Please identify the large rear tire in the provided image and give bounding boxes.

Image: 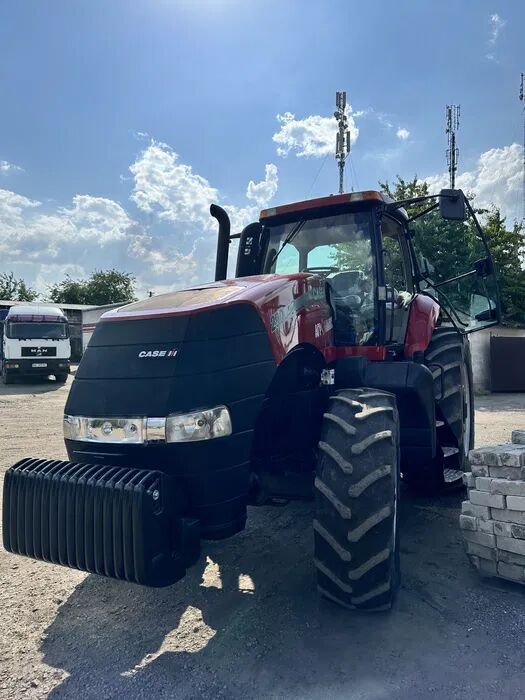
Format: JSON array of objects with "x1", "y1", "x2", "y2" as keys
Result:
[
  {"x1": 403, "y1": 327, "x2": 474, "y2": 494},
  {"x1": 314, "y1": 388, "x2": 400, "y2": 611}
]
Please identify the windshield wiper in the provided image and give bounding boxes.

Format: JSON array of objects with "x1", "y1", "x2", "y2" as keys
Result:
[{"x1": 270, "y1": 219, "x2": 307, "y2": 268}]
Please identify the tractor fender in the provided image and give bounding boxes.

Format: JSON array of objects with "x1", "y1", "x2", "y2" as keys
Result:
[{"x1": 404, "y1": 294, "x2": 440, "y2": 357}]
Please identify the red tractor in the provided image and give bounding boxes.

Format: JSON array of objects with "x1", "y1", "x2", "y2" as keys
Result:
[{"x1": 3, "y1": 188, "x2": 499, "y2": 610}]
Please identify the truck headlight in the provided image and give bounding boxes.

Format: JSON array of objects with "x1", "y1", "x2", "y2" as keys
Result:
[{"x1": 165, "y1": 406, "x2": 232, "y2": 443}]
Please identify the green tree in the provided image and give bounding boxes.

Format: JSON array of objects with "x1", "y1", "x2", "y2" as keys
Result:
[
  {"x1": 49, "y1": 269, "x2": 137, "y2": 306},
  {"x1": 482, "y1": 208, "x2": 525, "y2": 325},
  {"x1": 0, "y1": 272, "x2": 38, "y2": 301},
  {"x1": 380, "y1": 176, "x2": 525, "y2": 326}
]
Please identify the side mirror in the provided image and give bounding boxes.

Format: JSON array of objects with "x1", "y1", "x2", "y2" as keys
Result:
[
  {"x1": 475, "y1": 308, "x2": 498, "y2": 322},
  {"x1": 439, "y1": 189, "x2": 467, "y2": 221}
]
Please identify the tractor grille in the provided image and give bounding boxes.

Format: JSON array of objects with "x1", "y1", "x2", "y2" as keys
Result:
[{"x1": 2, "y1": 458, "x2": 186, "y2": 587}]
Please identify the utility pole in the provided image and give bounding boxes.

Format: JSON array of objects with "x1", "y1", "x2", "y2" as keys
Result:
[
  {"x1": 335, "y1": 91, "x2": 351, "y2": 194},
  {"x1": 520, "y1": 73, "x2": 525, "y2": 227},
  {"x1": 446, "y1": 105, "x2": 460, "y2": 189}
]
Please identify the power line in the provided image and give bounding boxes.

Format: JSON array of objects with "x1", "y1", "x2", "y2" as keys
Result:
[
  {"x1": 446, "y1": 105, "x2": 460, "y2": 189},
  {"x1": 335, "y1": 91, "x2": 351, "y2": 194}
]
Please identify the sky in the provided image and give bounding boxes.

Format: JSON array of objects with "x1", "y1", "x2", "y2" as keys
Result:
[{"x1": 0, "y1": 0, "x2": 524, "y2": 297}]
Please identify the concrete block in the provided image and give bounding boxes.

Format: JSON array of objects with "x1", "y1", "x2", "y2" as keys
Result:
[
  {"x1": 479, "y1": 519, "x2": 495, "y2": 534},
  {"x1": 463, "y1": 472, "x2": 476, "y2": 488},
  {"x1": 506, "y1": 495, "x2": 525, "y2": 511},
  {"x1": 488, "y1": 466, "x2": 525, "y2": 480},
  {"x1": 498, "y1": 549, "x2": 525, "y2": 566},
  {"x1": 475, "y1": 477, "x2": 492, "y2": 492},
  {"x1": 491, "y1": 508, "x2": 525, "y2": 525},
  {"x1": 490, "y1": 478, "x2": 525, "y2": 496},
  {"x1": 470, "y1": 464, "x2": 489, "y2": 477},
  {"x1": 466, "y1": 541, "x2": 497, "y2": 561},
  {"x1": 469, "y1": 449, "x2": 488, "y2": 466},
  {"x1": 461, "y1": 501, "x2": 491, "y2": 520},
  {"x1": 470, "y1": 444, "x2": 525, "y2": 467},
  {"x1": 469, "y1": 490, "x2": 506, "y2": 509},
  {"x1": 512, "y1": 430, "x2": 525, "y2": 445},
  {"x1": 469, "y1": 448, "x2": 499, "y2": 466},
  {"x1": 459, "y1": 514, "x2": 477, "y2": 531},
  {"x1": 493, "y1": 521, "x2": 513, "y2": 538},
  {"x1": 462, "y1": 530, "x2": 496, "y2": 548},
  {"x1": 473, "y1": 557, "x2": 498, "y2": 577},
  {"x1": 511, "y1": 524, "x2": 525, "y2": 540},
  {"x1": 500, "y1": 446, "x2": 525, "y2": 467},
  {"x1": 497, "y1": 562, "x2": 525, "y2": 583},
  {"x1": 496, "y1": 536, "x2": 525, "y2": 555}
]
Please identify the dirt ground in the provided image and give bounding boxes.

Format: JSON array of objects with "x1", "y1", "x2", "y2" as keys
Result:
[{"x1": 1, "y1": 375, "x2": 525, "y2": 700}]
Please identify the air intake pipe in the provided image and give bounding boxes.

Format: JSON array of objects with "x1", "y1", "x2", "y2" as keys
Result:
[{"x1": 210, "y1": 204, "x2": 231, "y2": 281}]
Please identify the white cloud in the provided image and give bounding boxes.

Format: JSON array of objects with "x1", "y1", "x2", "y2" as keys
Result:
[
  {"x1": 0, "y1": 138, "x2": 278, "y2": 296},
  {"x1": 130, "y1": 140, "x2": 219, "y2": 227},
  {"x1": 273, "y1": 108, "x2": 359, "y2": 158},
  {"x1": 127, "y1": 141, "x2": 279, "y2": 287},
  {"x1": 424, "y1": 143, "x2": 522, "y2": 223},
  {"x1": 0, "y1": 159, "x2": 23, "y2": 174},
  {"x1": 246, "y1": 163, "x2": 278, "y2": 206},
  {"x1": 486, "y1": 13, "x2": 506, "y2": 60},
  {"x1": 0, "y1": 187, "x2": 140, "y2": 281},
  {"x1": 396, "y1": 128, "x2": 410, "y2": 141}
]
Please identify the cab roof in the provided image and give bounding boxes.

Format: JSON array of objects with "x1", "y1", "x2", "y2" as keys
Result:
[{"x1": 260, "y1": 191, "x2": 394, "y2": 221}]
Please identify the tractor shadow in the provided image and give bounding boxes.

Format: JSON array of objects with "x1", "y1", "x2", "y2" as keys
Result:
[{"x1": 41, "y1": 495, "x2": 525, "y2": 699}]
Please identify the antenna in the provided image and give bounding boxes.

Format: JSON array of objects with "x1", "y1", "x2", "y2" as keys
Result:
[
  {"x1": 520, "y1": 73, "x2": 525, "y2": 224},
  {"x1": 446, "y1": 105, "x2": 460, "y2": 189},
  {"x1": 335, "y1": 91, "x2": 351, "y2": 194}
]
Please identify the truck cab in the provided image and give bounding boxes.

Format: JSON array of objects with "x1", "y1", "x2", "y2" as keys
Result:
[{"x1": 0, "y1": 304, "x2": 71, "y2": 384}]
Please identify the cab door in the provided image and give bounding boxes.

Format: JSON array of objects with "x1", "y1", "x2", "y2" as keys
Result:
[{"x1": 406, "y1": 199, "x2": 500, "y2": 332}]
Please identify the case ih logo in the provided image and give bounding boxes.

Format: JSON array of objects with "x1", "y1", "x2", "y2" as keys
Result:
[{"x1": 138, "y1": 349, "x2": 178, "y2": 358}]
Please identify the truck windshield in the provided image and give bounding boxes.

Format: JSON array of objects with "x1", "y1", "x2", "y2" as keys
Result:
[
  {"x1": 6, "y1": 322, "x2": 68, "y2": 340},
  {"x1": 264, "y1": 211, "x2": 377, "y2": 345}
]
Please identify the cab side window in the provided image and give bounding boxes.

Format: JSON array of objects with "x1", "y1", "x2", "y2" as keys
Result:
[{"x1": 382, "y1": 218, "x2": 411, "y2": 295}]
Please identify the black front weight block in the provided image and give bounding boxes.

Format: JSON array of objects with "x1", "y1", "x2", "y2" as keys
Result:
[{"x1": 2, "y1": 458, "x2": 200, "y2": 587}]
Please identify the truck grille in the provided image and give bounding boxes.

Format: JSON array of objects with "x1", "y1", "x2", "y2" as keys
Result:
[
  {"x1": 2, "y1": 458, "x2": 187, "y2": 586},
  {"x1": 21, "y1": 347, "x2": 57, "y2": 357}
]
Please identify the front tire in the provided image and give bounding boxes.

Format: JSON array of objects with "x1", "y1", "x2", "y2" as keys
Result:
[
  {"x1": 1, "y1": 368, "x2": 12, "y2": 385},
  {"x1": 314, "y1": 388, "x2": 400, "y2": 611},
  {"x1": 55, "y1": 373, "x2": 68, "y2": 383}
]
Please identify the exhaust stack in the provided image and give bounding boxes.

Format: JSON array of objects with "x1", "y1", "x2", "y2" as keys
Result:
[{"x1": 210, "y1": 204, "x2": 231, "y2": 281}]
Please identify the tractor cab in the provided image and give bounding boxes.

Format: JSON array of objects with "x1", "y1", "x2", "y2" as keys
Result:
[{"x1": 215, "y1": 188, "x2": 500, "y2": 350}]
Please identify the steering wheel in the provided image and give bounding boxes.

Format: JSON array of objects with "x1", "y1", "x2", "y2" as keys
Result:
[{"x1": 303, "y1": 266, "x2": 339, "y2": 277}]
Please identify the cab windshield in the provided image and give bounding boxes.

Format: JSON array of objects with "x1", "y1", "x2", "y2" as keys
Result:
[
  {"x1": 6, "y1": 322, "x2": 68, "y2": 340},
  {"x1": 264, "y1": 211, "x2": 377, "y2": 345}
]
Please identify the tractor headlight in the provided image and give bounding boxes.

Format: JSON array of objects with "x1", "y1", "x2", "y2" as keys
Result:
[
  {"x1": 63, "y1": 416, "x2": 145, "y2": 444},
  {"x1": 63, "y1": 406, "x2": 232, "y2": 444},
  {"x1": 165, "y1": 406, "x2": 232, "y2": 443}
]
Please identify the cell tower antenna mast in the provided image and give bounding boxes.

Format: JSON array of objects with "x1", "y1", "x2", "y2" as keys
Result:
[
  {"x1": 446, "y1": 105, "x2": 460, "y2": 189},
  {"x1": 520, "y1": 73, "x2": 525, "y2": 224},
  {"x1": 335, "y1": 91, "x2": 351, "y2": 194}
]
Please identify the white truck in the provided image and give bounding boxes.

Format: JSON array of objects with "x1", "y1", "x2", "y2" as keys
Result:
[{"x1": 0, "y1": 304, "x2": 71, "y2": 384}]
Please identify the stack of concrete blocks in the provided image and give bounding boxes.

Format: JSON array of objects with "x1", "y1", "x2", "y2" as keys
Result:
[{"x1": 460, "y1": 430, "x2": 525, "y2": 584}]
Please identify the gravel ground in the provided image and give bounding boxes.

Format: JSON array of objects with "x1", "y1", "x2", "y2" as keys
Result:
[{"x1": 1, "y1": 376, "x2": 525, "y2": 699}]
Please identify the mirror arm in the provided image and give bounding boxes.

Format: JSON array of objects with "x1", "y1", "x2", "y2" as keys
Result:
[{"x1": 406, "y1": 202, "x2": 439, "y2": 223}]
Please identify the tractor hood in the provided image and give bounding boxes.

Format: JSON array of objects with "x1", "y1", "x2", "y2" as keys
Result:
[
  {"x1": 65, "y1": 272, "x2": 330, "y2": 421},
  {"x1": 100, "y1": 274, "x2": 307, "y2": 322}
]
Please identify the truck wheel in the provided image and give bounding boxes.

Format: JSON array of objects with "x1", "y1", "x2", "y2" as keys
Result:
[
  {"x1": 1, "y1": 369, "x2": 12, "y2": 385},
  {"x1": 55, "y1": 374, "x2": 68, "y2": 383},
  {"x1": 403, "y1": 328, "x2": 474, "y2": 495},
  {"x1": 314, "y1": 388, "x2": 400, "y2": 611}
]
